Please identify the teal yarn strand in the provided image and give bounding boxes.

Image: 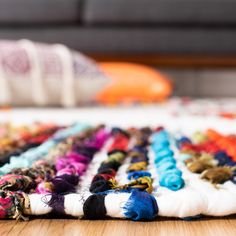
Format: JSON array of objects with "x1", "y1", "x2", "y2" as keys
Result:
[
  {"x1": 52, "y1": 123, "x2": 89, "y2": 142},
  {"x1": 0, "y1": 123, "x2": 89, "y2": 176},
  {"x1": 159, "y1": 169, "x2": 184, "y2": 191},
  {"x1": 151, "y1": 130, "x2": 185, "y2": 191}
]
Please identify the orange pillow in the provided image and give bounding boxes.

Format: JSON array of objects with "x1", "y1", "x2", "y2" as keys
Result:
[{"x1": 96, "y1": 62, "x2": 172, "y2": 104}]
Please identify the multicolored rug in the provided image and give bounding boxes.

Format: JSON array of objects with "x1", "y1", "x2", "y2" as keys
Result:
[{"x1": 0, "y1": 120, "x2": 235, "y2": 221}]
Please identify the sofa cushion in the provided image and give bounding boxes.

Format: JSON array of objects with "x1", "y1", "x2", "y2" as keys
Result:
[
  {"x1": 0, "y1": 0, "x2": 81, "y2": 24},
  {"x1": 84, "y1": 0, "x2": 236, "y2": 25}
]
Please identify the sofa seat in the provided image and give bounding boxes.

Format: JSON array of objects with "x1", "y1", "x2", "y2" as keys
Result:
[
  {"x1": 84, "y1": 0, "x2": 236, "y2": 25},
  {"x1": 0, "y1": 0, "x2": 82, "y2": 24}
]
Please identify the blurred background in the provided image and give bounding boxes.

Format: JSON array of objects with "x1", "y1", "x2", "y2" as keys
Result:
[{"x1": 0, "y1": 0, "x2": 236, "y2": 104}]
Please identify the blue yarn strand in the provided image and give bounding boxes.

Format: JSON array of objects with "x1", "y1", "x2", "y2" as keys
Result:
[{"x1": 123, "y1": 189, "x2": 158, "y2": 221}]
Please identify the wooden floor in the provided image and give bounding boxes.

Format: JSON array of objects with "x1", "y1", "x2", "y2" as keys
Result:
[{"x1": 1, "y1": 217, "x2": 236, "y2": 236}]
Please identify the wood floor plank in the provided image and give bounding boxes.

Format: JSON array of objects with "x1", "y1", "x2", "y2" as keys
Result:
[{"x1": 0, "y1": 218, "x2": 236, "y2": 236}]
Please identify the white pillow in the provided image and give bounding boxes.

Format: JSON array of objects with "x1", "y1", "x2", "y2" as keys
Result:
[{"x1": 0, "y1": 39, "x2": 109, "y2": 107}]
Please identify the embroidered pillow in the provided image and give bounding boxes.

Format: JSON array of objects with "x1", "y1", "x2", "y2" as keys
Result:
[{"x1": 0, "y1": 39, "x2": 108, "y2": 107}]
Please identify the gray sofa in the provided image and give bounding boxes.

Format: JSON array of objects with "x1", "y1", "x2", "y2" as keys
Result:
[{"x1": 0, "y1": 0, "x2": 236, "y2": 58}]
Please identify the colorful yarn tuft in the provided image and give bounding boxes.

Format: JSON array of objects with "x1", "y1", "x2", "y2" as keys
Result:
[{"x1": 177, "y1": 129, "x2": 236, "y2": 185}]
